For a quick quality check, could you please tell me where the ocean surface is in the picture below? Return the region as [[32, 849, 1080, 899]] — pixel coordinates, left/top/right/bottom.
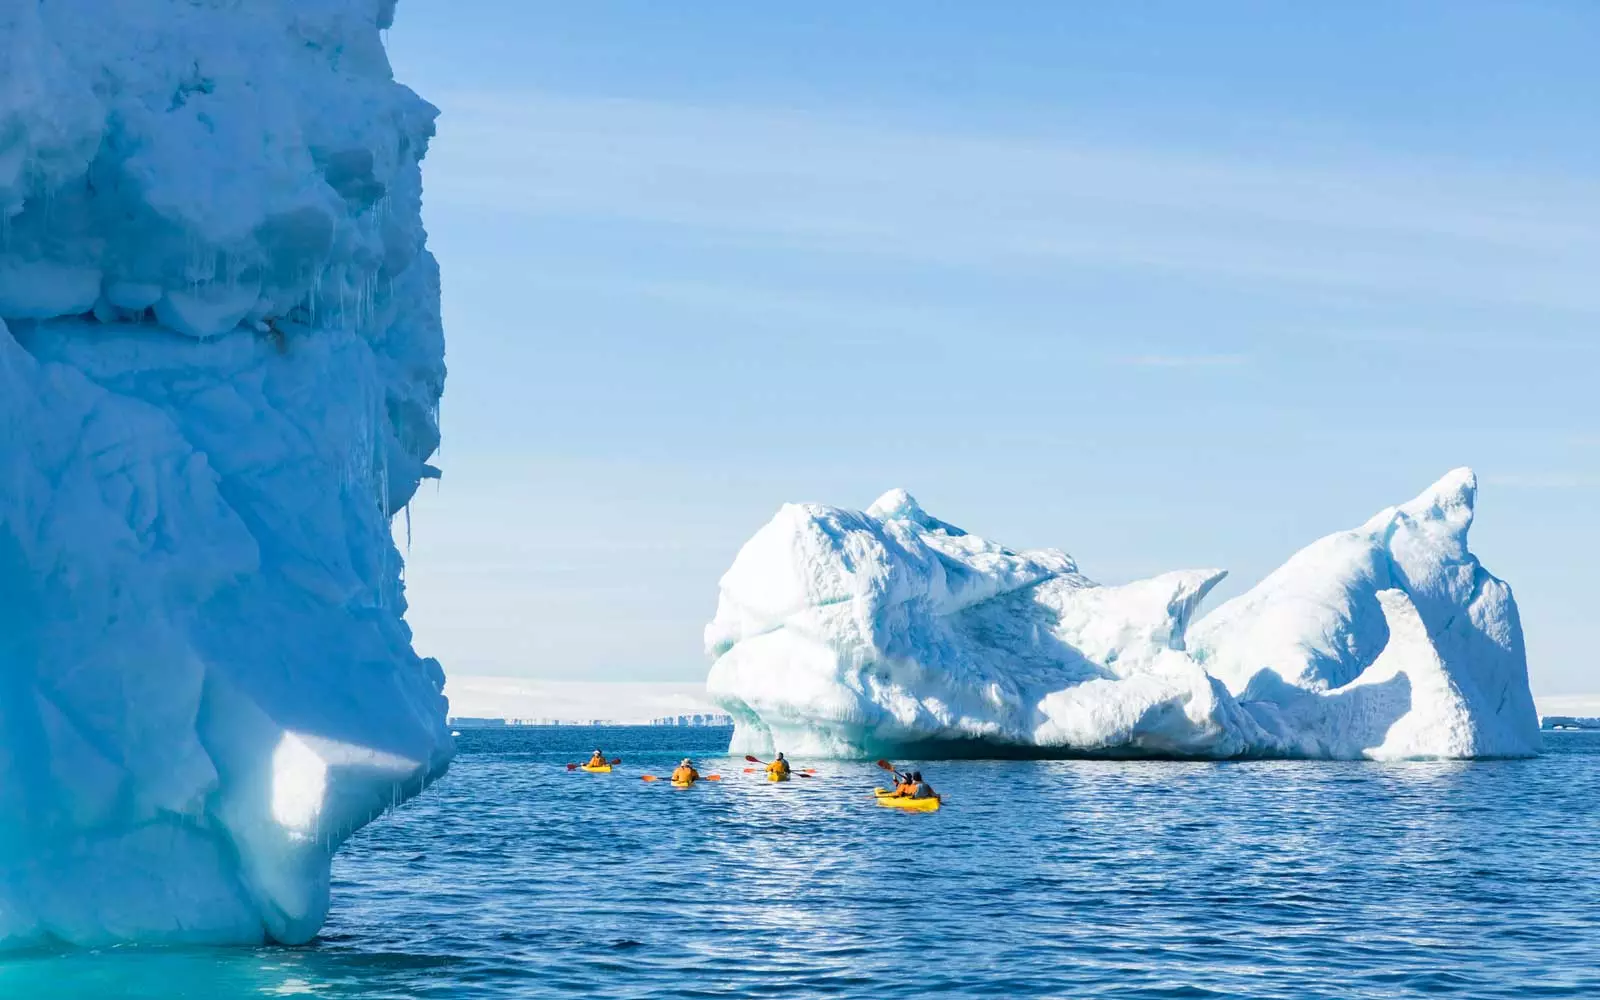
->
[[5, 726, 1599, 999]]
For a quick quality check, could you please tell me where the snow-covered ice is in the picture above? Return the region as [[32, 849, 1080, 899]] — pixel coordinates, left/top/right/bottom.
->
[[1, 0, 449, 946], [706, 473, 1541, 761]]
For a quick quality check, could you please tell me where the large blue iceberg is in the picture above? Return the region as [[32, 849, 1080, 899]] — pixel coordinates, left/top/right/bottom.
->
[[706, 471, 1541, 760], [0, 0, 450, 946]]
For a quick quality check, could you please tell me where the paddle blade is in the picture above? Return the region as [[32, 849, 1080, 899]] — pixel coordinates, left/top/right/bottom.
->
[[803, 769, 817, 775], [610, 757, 623, 766], [744, 755, 763, 764], [640, 775, 659, 782], [566, 763, 578, 771], [706, 774, 722, 781], [798, 772, 815, 779], [875, 759, 896, 772], [742, 768, 756, 773]]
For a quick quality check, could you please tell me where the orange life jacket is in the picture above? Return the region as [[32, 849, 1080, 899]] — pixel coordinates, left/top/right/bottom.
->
[[767, 759, 790, 777], [672, 766, 698, 783]]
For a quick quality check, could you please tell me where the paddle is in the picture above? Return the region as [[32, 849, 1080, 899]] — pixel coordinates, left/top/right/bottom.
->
[[876, 758, 913, 790], [744, 754, 816, 778], [641, 773, 722, 783]]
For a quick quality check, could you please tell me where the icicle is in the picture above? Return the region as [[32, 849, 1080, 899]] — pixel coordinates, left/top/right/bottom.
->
[[309, 268, 322, 326]]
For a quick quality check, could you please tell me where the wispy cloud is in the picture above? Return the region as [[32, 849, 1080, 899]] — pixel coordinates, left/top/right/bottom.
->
[[443, 677, 713, 723], [1117, 354, 1251, 368], [1483, 473, 1600, 490], [1534, 694, 1600, 718], [425, 91, 1600, 312]]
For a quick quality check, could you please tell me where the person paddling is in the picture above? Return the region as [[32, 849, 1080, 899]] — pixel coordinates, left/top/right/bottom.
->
[[766, 752, 792, 780], [906, 771, 936, 800], [671, 758, 700, 784], [587, 749, 608, 769], [890, 769, 916, 797]]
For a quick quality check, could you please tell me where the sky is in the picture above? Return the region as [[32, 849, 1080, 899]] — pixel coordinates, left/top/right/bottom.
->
[[384, 1, 1599, 712]]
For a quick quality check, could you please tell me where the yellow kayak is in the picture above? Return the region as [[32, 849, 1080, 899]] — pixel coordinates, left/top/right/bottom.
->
[[580, 764, 613, 773], [671, 779, 694, 788], [875, 788, 940, 812], [766, 772, 790, 782]]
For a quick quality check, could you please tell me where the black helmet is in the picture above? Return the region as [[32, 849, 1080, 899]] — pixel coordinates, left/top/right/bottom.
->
[[776, 752, 785, 759], [911, 771, 923, 781]]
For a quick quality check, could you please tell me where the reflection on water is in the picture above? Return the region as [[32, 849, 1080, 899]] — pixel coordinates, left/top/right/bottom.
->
[[4, 727, 1599, 999]]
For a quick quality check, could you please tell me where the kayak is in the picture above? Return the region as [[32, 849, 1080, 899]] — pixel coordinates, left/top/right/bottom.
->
[[671, 779, 694, 788], [580, 764, 613, 773], [767, 772, 790, 782], [874, 788, 940, 812]]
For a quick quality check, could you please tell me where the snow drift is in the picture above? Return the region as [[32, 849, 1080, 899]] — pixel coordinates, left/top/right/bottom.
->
[[0, 1, 449, 946], [706, 472, 1541, 760]]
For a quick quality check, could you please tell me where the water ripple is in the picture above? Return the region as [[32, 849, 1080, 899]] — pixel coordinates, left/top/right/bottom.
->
[[4, 727, 1599, 998]]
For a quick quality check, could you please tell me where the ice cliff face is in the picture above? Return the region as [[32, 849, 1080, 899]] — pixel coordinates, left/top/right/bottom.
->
[[0, 1, 450, 946], [706, 473, 1541, 760]]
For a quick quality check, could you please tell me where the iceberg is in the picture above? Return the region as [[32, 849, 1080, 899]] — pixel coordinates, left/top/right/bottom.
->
[[705, 473, 1541, 761], [1542, 717, 1600, 731], [0, 1, 449, 946]]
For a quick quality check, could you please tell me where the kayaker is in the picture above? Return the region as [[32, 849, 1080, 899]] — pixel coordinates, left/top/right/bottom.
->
[[671, 758, 699, 783], [766, 752, 792, 780], [907, 771, 936, 800], [890, 771, 916, 797], [586, 749, 607, 768]]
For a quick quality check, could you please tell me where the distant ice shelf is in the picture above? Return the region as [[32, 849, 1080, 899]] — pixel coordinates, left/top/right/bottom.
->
[[446, 713, 734, 728], [1542, 717, 1600, 731], [1, 0, 449, 947], [705, 471, 1541, 761]]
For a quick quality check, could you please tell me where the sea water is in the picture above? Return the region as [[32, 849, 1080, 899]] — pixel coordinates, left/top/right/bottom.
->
[[3, 727, 1597, 999]]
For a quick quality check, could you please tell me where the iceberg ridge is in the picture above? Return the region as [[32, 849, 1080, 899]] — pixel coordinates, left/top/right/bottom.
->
[[706, 472, 1541, 761]]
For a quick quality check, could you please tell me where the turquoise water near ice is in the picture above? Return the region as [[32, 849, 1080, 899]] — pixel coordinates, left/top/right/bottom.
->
[[5, 726, 1599, 999]]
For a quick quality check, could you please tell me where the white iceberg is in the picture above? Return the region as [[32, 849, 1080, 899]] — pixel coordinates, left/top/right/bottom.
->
[[705, 473, 1541, 761], [0, 1, 449, 947]]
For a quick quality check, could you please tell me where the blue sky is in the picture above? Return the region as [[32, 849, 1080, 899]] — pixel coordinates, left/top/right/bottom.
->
[[386, 2, 1598, 698]]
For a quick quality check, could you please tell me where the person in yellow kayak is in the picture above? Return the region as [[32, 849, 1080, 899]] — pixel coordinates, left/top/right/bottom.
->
[[766, 752, 792, 780], [903, 771, 936, 799], [671, 758, 699, 784], [586, 749, 608, 769], [889, 770, 916, 797]]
